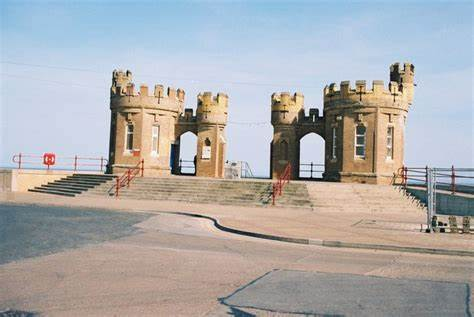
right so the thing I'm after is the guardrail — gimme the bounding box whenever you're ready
[299,162,324,179]
[114,159,144,197]
[240,161,254,178]
[12,153,107,172]
[179,159,195,175]
[396,166,473,233]
[272,163,291,205]
[397,166,474,195]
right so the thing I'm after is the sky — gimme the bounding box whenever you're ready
[1,0,473,176]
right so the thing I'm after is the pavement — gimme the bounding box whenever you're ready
[0,191,472,256]
[222,269,470,316]
[1,203,473,316]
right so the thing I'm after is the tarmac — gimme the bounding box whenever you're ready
[1,191,472,257]
[1,200,473,316]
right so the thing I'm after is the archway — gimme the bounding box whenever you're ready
[174,131,197,175]
[298,133,325,179]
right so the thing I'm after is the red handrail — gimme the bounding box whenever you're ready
[115,159,144,197]
[272,163,291,205]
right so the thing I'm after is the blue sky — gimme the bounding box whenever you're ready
[1,0,472,176]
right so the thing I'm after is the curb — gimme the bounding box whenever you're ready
[2,200,472,258]
[167,211,474,258]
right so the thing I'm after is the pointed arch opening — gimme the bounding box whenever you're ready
[299,132,325,179]
[172,131,197,176]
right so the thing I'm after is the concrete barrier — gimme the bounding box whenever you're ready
[406,187,474,216]
[0,169,74,192]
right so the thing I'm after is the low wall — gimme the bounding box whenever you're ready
[406,187,474,217]
[0,169,75,192]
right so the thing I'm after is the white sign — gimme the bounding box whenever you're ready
[202,146,211,159]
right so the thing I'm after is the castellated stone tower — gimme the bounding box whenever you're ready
[176,92,228,178]
[271,62,415,184]
[107,70,227,178]
[270,92,325,179]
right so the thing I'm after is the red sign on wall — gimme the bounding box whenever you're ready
[43,153,56,168]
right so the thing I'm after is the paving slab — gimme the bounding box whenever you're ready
[222,269,470,316]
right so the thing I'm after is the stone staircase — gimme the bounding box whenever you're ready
[305,181,425,213]
[83,176,313,208]
[29,174,116,197]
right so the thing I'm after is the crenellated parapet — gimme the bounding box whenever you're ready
[271,92,305,125]
[324,62,415,111]
[110,70,185,113]
[196,92,228,125]
[323,80,408,111]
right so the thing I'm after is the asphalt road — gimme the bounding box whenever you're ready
[0,205,472,316]
[0,203,151,265]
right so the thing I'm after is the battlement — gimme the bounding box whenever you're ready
[323,80,402,97]
[178,108,197,123]
[195,92,228,125]
[390,62,415,84]
[271,92,304,111]
[112,69,132,88]
[110,70,185,113]
[197,92,229,108]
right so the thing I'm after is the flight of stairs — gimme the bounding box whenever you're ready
[305,182,425,213]
[83,176,313,208]
[29,174,116,197]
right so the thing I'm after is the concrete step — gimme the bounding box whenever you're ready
[29,188,77,197]
[28,174,116,197]
[54,179,106,186]
[41,184,93,191]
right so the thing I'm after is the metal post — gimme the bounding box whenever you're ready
[116,178,119,197]
[100,157,104,172]
[310,162,313,179]
[141,159,144,177]
[272,183,275,205]
[18,153,22,169]
[451,165,455,194]
[425,165,428,187]
[288,164,291,184]
[426,168,433,232]
[74,155,78,171]
[426,167,437,233]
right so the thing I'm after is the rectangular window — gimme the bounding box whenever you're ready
[126,124,134,151]
[386,126,394,159]
[331,127,337,160]
[355,125,366,158]
[151,125,160,155]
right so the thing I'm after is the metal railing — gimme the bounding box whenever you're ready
[299,162,324,179]
[397,166,474,195]
[178,159,195,175]
[114,159,144,197]
[240,161,254,178]
[272,163,292,205]
[396,166,473,233]
[12,153,107,172]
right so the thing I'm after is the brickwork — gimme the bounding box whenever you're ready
[271,62,415,184]
[108,70,227,177]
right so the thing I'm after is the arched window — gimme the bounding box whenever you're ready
[151,125,160,155]
[125,123,134,152]
[331,127,337,160]
[281,140,289,160]
[355,125,366,158]
[386,126,394,159]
